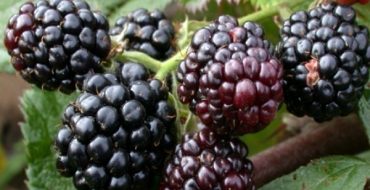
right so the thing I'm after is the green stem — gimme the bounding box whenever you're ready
[155,48,187,80]
[115,51,162,72]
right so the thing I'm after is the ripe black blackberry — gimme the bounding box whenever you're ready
[277,2,370,122]
[4,0,111,93]
[177,15,283,135]
[110,8,175,60]
[55,61,176,190]
[160,127,255,190]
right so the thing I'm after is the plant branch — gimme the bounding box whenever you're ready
[251,114,370,188]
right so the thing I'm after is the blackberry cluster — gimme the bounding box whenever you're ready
[55,62,176,189]
[177,15,283,135]
[160,127,255,190]
[277,2,370,122]
[110,8,175,60]
[4,0,111,93]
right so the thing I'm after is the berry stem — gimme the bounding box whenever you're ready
[115,51,162,72]
[251,114,369,188]
[155,48,187,80]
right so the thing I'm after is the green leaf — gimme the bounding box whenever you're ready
[21,87,77,190]
[359,88,370,143]
[354,3,370,28]
[261,155,370,190]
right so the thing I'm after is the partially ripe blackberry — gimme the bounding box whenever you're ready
[160,127,255,190]
[110,8,175,60]
[55,62,176,189]
[337,0,369,5]
[177,15,283,135]
[4,0,111,93]
[277,2,370,122]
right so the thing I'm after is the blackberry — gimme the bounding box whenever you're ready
[160,127,255,190]
[277,2,370,122]
[177,15,283,135]
[110,8,175,60]
[55,62,176,189]
[4,0,111,93]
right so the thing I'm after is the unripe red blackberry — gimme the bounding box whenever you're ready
[177,15,283,135]
[55,61,176,190]
[160,127,255,190]
[111,8,175,60]
[337,0,369,5]
[4,0,111,93]
[277,2,370,122]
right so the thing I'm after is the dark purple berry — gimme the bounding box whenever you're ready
[4,0,111,93]
[277,2,369,122]
[55,63,176,190]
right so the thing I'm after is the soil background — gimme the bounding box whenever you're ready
[0,73,28,190]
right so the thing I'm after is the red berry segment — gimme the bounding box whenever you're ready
[177,15,283,135]
[234,79,256,108]
[4,0,111,93]
[277,2,369,122]
[160,127,255,190]
[55,62,176,190]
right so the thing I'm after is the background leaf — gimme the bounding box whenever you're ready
[359,88,370,143]
[261,154,370,190]
[242,107,286,155]
[0,142,26,189]
[354,3,370,28]
[178,0,209,13]
[249,0,287,10]
[21,88,77,190]
[85,0,123,15]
